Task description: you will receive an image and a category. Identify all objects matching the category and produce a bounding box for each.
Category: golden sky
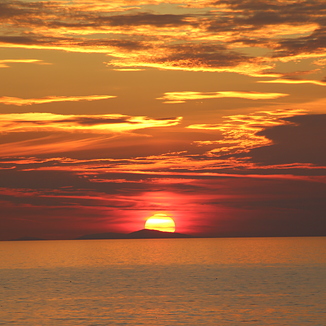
[1,0,326,240]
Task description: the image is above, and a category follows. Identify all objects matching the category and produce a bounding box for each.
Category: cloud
[2,108,323,176]
[0,35,149,54]
[1,106,323,176]
[112,68,144,71]
[248,114,326,166]
[0,95,116,106]
[98,13,192,27]
[0,113,183,157]
[106,43,276,76]
[0,59,45,68]
[0,113,182,134]
[258,78,326,86]
[1,0,325,76]
[187,108,307,157]
[157,91,288,103]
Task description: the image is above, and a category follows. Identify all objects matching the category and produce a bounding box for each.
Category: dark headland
[77,229,193,240]
[10,236,45,241]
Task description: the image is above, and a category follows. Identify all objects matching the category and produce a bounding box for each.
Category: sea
[1,237,325,325]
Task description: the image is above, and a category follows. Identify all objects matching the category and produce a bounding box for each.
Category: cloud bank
[0,0,325,78]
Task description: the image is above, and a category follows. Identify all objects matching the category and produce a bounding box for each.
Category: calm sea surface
[0,237,325,325]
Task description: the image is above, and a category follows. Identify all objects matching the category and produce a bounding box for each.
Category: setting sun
[144,213,176,233]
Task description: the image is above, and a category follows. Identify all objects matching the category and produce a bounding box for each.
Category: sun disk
[144,213,176,232]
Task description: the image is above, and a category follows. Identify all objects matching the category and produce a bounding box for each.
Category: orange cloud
[0,59,44,68]
[0,113,182,134]
[106,54,277,77]
[112,68,144,71]
[258,78,326,86]
[314,58,326,66]
[157,91,288,103]
[247,24,318,38]
[1,0,324,77]
[187,108,307,156]
[0,95,116,106]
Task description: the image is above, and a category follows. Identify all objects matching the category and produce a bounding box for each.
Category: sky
[0,0,326,240]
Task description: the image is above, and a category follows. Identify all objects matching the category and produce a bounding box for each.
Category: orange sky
[1,0,326,240]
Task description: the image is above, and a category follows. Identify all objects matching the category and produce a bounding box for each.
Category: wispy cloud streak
[0,95,116,106]
[0,59,44,68]
[258,79,326,86]
[188,108,307,156]
[158,91,288,103]
[0,113,182,133]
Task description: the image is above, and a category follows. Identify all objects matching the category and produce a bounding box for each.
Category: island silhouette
[10,236,45,241]
[77,229,192,240]
[8,229,193,241]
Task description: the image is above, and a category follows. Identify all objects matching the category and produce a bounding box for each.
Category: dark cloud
[56,117,136,126]
[274,27,326,58]
[154,43,250,68]
[0,169,90,189]
[0,1,49,18]
[98,13,193,27]
[0,2,26,18]
[189,175,326,237]
[0,35,39,45]
[212,0,326,13]
[1,0,326,72]
[1,2,195,29]
[81,39,149,50]
[235,11,304,26]
[0,35,147,51]
[248,114,326,166]
[208,0,326,59]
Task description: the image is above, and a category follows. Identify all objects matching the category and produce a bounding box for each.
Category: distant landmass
[77,229,193,240]
[10,236,45,241]
[128,229,192,239]
[6,231,324,241]
[77,232,126,240]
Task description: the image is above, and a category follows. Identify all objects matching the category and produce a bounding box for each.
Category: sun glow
[144,213,176,233]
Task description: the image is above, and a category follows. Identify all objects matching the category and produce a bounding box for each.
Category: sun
[144,213,176,233]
